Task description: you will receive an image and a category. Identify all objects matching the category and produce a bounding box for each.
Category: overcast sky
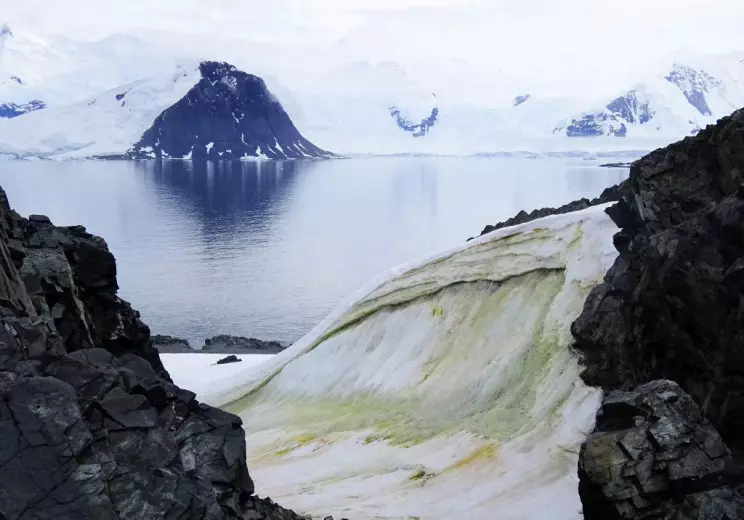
[4,0,744,96]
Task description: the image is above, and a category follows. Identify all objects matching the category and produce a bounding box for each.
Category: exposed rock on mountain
[128,61,334,160]
[388,104,439,137]
[580,380,744,519]
[202,335,287,355]
[572,108,744,461]
[665,63,721,116]
[0,100,45,118]
[513,94,530,107]
[0,187,311,519]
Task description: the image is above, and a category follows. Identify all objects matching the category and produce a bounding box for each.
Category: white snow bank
[204,204,618,520]
[161,354,274,400]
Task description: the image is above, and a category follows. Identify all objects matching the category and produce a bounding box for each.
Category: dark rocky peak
[513,94,530,107]
[128,60,334,160]
[605,89,653,125]
[0,24,12,38]
[665,63,721,116]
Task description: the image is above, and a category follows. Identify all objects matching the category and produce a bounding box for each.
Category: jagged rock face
[0,100,45,118]
[128,61,333,160]
[665,64,721,117]
[0,187,311,520]
[0,201,168,379]
[579,380,744,520]
[572,108,744,460]
[513,94,530,107]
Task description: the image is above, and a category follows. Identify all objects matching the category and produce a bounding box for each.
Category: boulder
[579,380,744,520]
[217,355,242,365]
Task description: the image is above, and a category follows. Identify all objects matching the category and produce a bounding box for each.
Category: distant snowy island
[1,24,743,159]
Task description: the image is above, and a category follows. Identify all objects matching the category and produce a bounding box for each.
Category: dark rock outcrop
[152,334,194,353]
[572,108,744,461]
[216,355,242,365]
[128,61,334,160]
[0,187,311,519]
[513,94,530,107]
[0,200,168,380]
[580,380,744,520]
[472,183,623,239]
[203,335,287,355]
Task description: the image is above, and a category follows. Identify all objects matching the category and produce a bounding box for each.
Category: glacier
[178,204,619,520]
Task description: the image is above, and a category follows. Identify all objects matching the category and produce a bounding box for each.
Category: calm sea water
[0,157,628,345]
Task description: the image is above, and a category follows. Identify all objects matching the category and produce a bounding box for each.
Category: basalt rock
[0,187,312,520]
[579,380,744,520]
[571,108,744,460]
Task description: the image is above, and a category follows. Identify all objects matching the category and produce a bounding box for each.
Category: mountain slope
[555,61,744,139]
[0,61,331,159]
[128,62,333,160]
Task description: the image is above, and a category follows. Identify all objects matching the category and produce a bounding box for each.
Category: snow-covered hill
[193,204,617,519]
[0,61,331,159]
[554,60,744,140]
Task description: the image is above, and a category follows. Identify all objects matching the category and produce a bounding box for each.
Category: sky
[2,0,744,98]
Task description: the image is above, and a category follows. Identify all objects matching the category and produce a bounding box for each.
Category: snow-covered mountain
[554,61,744,139]
[0,61,332,159]
[0,20,743,158]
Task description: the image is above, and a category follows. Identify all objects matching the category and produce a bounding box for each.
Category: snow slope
[0,65,200,158]
[201,205,618,520]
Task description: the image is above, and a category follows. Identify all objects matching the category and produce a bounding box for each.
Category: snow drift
[199,204,619,520]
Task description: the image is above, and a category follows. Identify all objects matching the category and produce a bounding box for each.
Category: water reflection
[0,157,628,346]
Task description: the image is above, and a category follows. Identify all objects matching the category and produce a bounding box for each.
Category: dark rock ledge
[0,188,318,519]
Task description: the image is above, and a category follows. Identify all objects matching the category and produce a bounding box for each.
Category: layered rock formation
[0,188,309,519]
[579,380,744,519]
[572,108,744,517]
